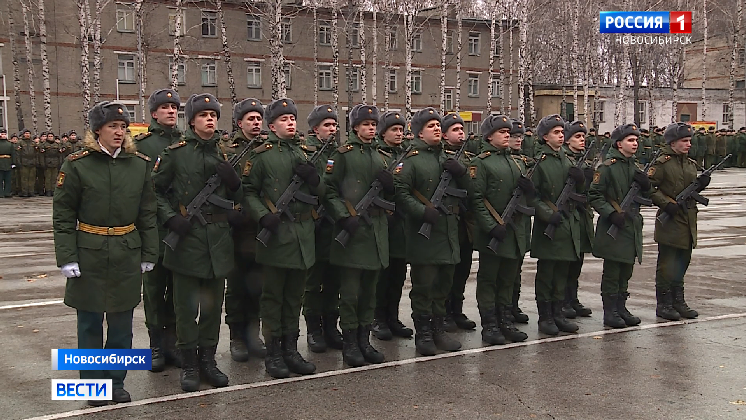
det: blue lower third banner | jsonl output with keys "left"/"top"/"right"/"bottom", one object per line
{"left": 52, "top": 349, "right": 152, "bottom": 371}
{"left": 51, "top": 379, "right": 112, "bottom": 400}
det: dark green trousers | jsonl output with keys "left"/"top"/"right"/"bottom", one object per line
{"left": 0, "top": 170, "right": 11, "bottom": 197}
{"left": 410, "top": 264, "right": 455, "bottom": 317}
{"left": 12, "top": 168, "right": 21, "bottom": 195}
{"left": 376, "top": 257, "right": 407, "bottom": 310}
{"left": 35, "top": 166, "right": 44, "bottom": 194}
{"left": 567, "top": 253, "right": 585, "bottom": 290}
{"left": 302, "top": 260, "right": 340, "bottom": 317}
{"left": 535, "top": 259, "right": 571, "bottom": 302}
{"left": 476, "top": 252, "right": 521, "bottom": 311}
{"left": 338, "top": 267, "right": 379, "bottom": 330}
{"left": 20, "top": 166, "right": 34, "bottom": 196}
{"left": 44, "top": 167, "right": 57, "bottom": 194}
{"left": 142, "top": 256, "right": 176, "bottom": 331}
{"left": 601, "top": 260, "right": 634, "bottom": 295}
{"left": 224, "top": 256, "right": 262, "bottom": 325}
{"left": 655, "top": 243, "right": 692, "bottom": 289}
{"left": 514, "top": 255, "right": 525, "bottom": 293}
{"left": 172, "top": 273, "right": 225, "bottom": 349}
{"left": 77, "top": 309, "right": 133, "bottom": 389}
{"left": 449, "top": 235, "right": 473, "bottom": 304}
{"left": 261, "top": 265, "right": 306, "bottom": 338}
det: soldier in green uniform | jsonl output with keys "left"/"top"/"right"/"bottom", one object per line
{"left": 394, "top": 107, "right": 468, "bottom": 356}
{"left": 39, "top": 131, "right": 62, "bottom": 196}
{"left": 531, "top": 114, "right": 585, "bottom": 336}
{"left": 136, "top": 88, "right": 183, "bottom": 372}
{"left": 704, "top": 126, "right": 716, "bottom": 168}
{"left": 586, "top": 128, "right": 598, "bottom": 161}
{"left": 372, "top": 111, "right": 413, "bottom": 341}
{"left": 694, "top": 127, "right": 706, "bottom": 167}
{"left": 522, "top": 127, "right": 535, "bottom": 158}
{"left": 649, "top": 122, "right": 707, "bottom": 321}
{"left": 602, "top": 132, "right": 613, "bottom": 158}
{"left": 152, "top": 93, "right": 239, "bottom": 392}
{"left": 508, "top": 120, "right": 531, "bottom": 324}
{"left": 561, "top": 121, "right": 594, "bottom": 319}
{"left": 18, "top": 130, "right": 35, "bottom": 197}
{"left": 726, "top": 129, "right": 737, "bottom": 167}
{"left": 302, "top": 105, "right": 343, "bottom": 354}
{"left": 441, "top": 113, "right": 477, "bottom": 332}
{"left": 243, "top": 98, "right": 320, "bottom": 378}
{"left": 223, "top": 98, "right": 267, "bottom": 363}
{"left": 470, "top": 115, "right": 532, "bottom": 346}
{"left": 737, "top": 127, "right": 746, "bottom": 168}
{"left": 589, "top": 124, "right": 651, "bottom": 328}
{"left": 465, "top": 131, "right": 479, "bottom": 155}
{"left": 715, "top": 129, "right": 727, "bottom": 168}
{"left": 0, "top": 129, "right": 14, "bottom": 197}
{"left": 323, "top": 104, "right": 388, "bottom": 367}
{"left": 10, "top": 133, "right": 21, "bottom": 196}
{"left": 53, "top": 101, "right": 158, "bottom": 405}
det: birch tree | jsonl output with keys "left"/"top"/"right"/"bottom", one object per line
{"left": 332, "top": 0, "right": 340, "bottom": 114}
{"left": 268, "top": 0, "right": 287, "bottom": 99}
{"left": 135, "top": 0, "right": 147, "bottom": 122}
{"left": 701, "top": 0, "right": 708, "bottom": 121}
{"left": 728, "top": 0, "right": 743, "bottom": 128}
{"left": 571, "top": 0, "right": 579, "bottom": 122}
{"left": 359, "top": 9, "right": 367, "bottom": 103}
{"left": 371, "top": 6, "right": 377, "bottom": 106}
{"left": 37, "top": 0, "right": 52, "bottom": 131}
{"left": 517, "top": 3, "right": 527, "bottom": 121}
{"left": 487, "top": 6, "right": 496, "bottom": 115}
{"left": 171, "top": 0, "right": 184, "bottom": 91}
{"left": 439, "top": 0, "right": 448, "bottom": 113}
{"left": 455, "top": 5, "right": 462, "bottom": 112}
{"left": 7, "top": 2, "right": 25, "bottom": 129}
{"left": 92, "top": 0, "right": 111, "bottom": 103}
{"left": 216, "top": 0, "right": 237, "bottom": 107}
{"left": 21, "top": 0, "right": 37, "bottom": 132}
{"left": 313, "top": 3, "right": 319, "bottom": 106}
{"left": 77, "top": 0, "right": 92, "bottom": 128}
{"left": 404, "top": 10, "right": 413, "bottom": 119}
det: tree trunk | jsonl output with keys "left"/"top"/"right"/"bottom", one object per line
{"left": 77, "top": 0, "right": 91, "bottom": 128}
{"left": 517, "top": 4, "right": 527, "bottom": 121}
{"left": 701, "top": 0, "right": 708, "bottom": 121}
{"left": 404, "top": 11, "right": 413, "bottom": 120}
{"left": 346, "top": 1, "right": 355, "bottom": 112}
{"left": 269, "top": 0, "right": 286, "bottom": 99}
{"left": 733, "top": 0, "right": 743, "bottom": 128}
{"left": 487, "top": 10, "right": 495, "bottom": 115}
{"left": 583, "top": 50, "right": 589, "bottom": 125}
{"left": 7, "top": 2, "right": 25, "bottom": 130}
{"left": 21, "top": 1, "right": 37, "bottom": 133}
{"left": 455, "top": 6, "right": 462, "bottom": 112}
{"left": 359, "top": 9, "right": 367, "bottom": 103}
{"left": 135, "top": 0, "right": 146, "bottom": 122}
{"left": 313, "top": 4, "right": 319, "bottom": 107}
{"left": 92, "top": 0, "right": 105, "bottom": 103}
{"left": 37, "top": 0, "right": 52, "bottom": 131}
{"left": 383, "top": 14, "right": 390, "bottom": 111}
{"left": 571, "top": 0, "right": 579, "bottom": 122}
{"left": 508, "top": 15, "right": 514, "bottom": 118}
{"left": 332, "top": 0, "right": 340, "bottom": 115}
{"left": 498, "top": 14, "right": 504, "bottom": 114}
{"left": 371, "top": 7, "right": 377, "bottom": 106}
{"left": 171, "top": 0, "right": 183, "bottom": 91}
{"left": 527, "top": 68, "right": 535, "bottom": 125}
{"left": 216, "top": 0, "right": 237, "bottom": 107}
{"left": 439, "top": 0, "right": 447, "bottom": 113}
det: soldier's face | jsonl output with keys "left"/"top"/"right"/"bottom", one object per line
{"left": 239, "top": 111, "right": 263, "bottom": 138}
{"left": 70, "top": 134, "right": 77, "bottom": 142}
{"left": 192, "top": 110, "right": 217, "bottom": 138}
{"left": 313, "top": 118, "right": 338, "bottom": 141}
{"left": 23, "top": 133, "right": 30, "bottom": 140}
{"left": 488, "top": 128, "right": 511, "bottom": 149}
{"left": 354, "top": 120, "right": 377, "bottom": 143}
{"left": 567, "top": 132, "right": 586, "bottom": 152}
{"left": 270, "top": 114, "right": 296, "bottom": 139}
{"left": 443, "top": 123, "right": 465, "bottom": 145}
{"left": 419, "top": 121, "right": 442, "bottom": 145}
{"left": 47, "top": 135, "right": 55, "bottom": 142}
{"left": 509, "top": 133, "right": 523, "bottom": 150}
{"left": 382, "top": 125, "right": 404, "bottom": 146}
{"left": 153, "top": 103, "right": 179, "bottom": 127}
{"left": 544, "top": 127, "right": 565, "bottom": 150}
{"left": 618, "top": 135, "right": 638, "bottom": 157}
{"left": 10, "top": 137, "right": 18, "bottom": 143}
{"left": 96, "top": 120, "right": 127, "bottom": 152}
{"left": 671, "top": 137, "right": 691, "bottom": 155}
{"left": 0, "top": 133, "right": 6, "bottom": 140}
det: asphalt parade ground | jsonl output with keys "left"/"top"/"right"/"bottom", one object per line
{"left": 1, "top": 170, "right": 745, "bottom": 420}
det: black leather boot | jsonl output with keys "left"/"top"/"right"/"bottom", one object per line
{"left": 511, "top": 290, "right": 529, "bottom": 323}
{"left": 358, "top": 325, "right": 385, "bottom": 364}
{"left": 179, "top": 348, "right": 200, "bottom": 392}
{"left": 305, "top": 314, "right": 328, "bottom": 353}
{"left": 561, "top": 288, "right": 577, "bottom": 319}
{"left": 451, "top": 299, "right": 477, "bottom": 330}
{"left": 163, "top": 324, "right": 181, "bottom": 367}
{"left": 149, "top": 328, "right": 165, "bottom": 372}
{"left": 412, "top": 314, "right": 437, "bottom": 356}
{"left": 656, "top": 287, "right": 681, "bottom": 321}
{"left": 479, "top": 308, "right": 506, "bottom": 345}
{"left": 552, "top": 301, "right": 579, "bottom": 333}
{"left": 282, "top": 332, "right": 316, "bottom": 375}
{"left": 569, "top": 285, "right": 592, "bottom": 317}
{"left": 617, "top": 292, "right": 641, "bottom": 326}
{"left": 537, "top": 301, "right": 559, "bottom": 335}
{"left": 372, "top": 308, "right": 393, "bottom": 341}
{"left": 387, "top": 303, "right": 413, "bottom": 338}
{"left": 432, "top": 315, "right": 462, "bottom": 351}
{"left": 602, "top": 294, "right": 626, "bottom": 328}
{"left": 264, "top": 336, "right": 290, "bottom": 379}
{"left": 246, "top": 319, "right": 267, "bottom": 358}
{"left": 198, "top": 345, "right": 229, "bottom": 387}
{"left": 497, "top": 304, "right": 528, "bottom": 342}
{"left": 442, "top": 299, "right": 458, "bottom": 332}
{"left": 671, "top": 286, "right": 698, "bottom": 319}
{"left": 322, "top": 312, "right": 344, "bottom": 350}
{"left": 229, "top": 323, "right": 249, "bottom": 362}
{"left": 342, "top": 328, "right": 366, "bottom": 367}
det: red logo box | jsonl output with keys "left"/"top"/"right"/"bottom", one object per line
{"left": 670, "top": 11, "right": 692, "bottom": 34}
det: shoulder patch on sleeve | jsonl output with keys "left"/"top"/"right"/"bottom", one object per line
{"left": 67, "top": 150, "right": 90, "bottom": 161}
{"left": 56, "top": 172, "right": 66, "bottom": 188}
{"left": 647, "top": 166, "right": 656, "bottom": 177}
{"left": 469, "top": 165, "right": 478, "bottom": 178}
{"left": 406, "top": 149, "right": 419, "bottom": 158}
{"left": 135, "top": 152, "right": 151, "bottom": 162}
{"left": 253, "top": 142, "right": 273, "bottom": 154}
{"left": 337, "top": 144, "right": 354, "bottom": 154}
{"left": 168, "top": 140, "right": 187, "bottom": 150}
{"left": 135, "top": 132, "right": 152, "bottom": 141}
{"left": 394, "top": 162, "right": 404, "bottom": 174}
{"left": 477, "top": 151, "right": 491, "bottom": 159}
{"left": 592, "top": 171, "right": 601, "bottom": 184}
{"left": 153, "top": 156, "right": 162, "bottom": 172}
{"left": 243, "top": 160, "right": 253, "bottom": 176}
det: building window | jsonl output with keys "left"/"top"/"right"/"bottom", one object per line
{"left": 284, "top": 63, "right": 292, "bottom": 89}
{"left": 723, "top": 103, "right": 732, "bottom": 124}
{"left": 201, "top": 12, "right": 217, "bottom": 37}
{"left": 201, "top": 61, "right": 217, "bottom": 86}
{"left": 116, "top": 6, "right": 135, "bottom": 33}
{"left": 468, "top": 73, "right": 479, "bottom": 97}
{"left": 319, "top": 21, "right": 331, "bottom": 46}
{"left": 737, "top": 80, "right": 746, "bottom": 89}
{"left": 247, "top": 62, "right": 262, "bottom": 88}
{"left": 466, "top": 121, "right": 480, "bottom": 135}
{"left": 348, "top": 23, "right": 360, "bottom": 48}
{"left": 118, "top": 54, "right": 136, "bottom": 82}
{"left": 637, "top": 101, "right": 647, "bottom": 123}
{"left": 444, "top": 88, "right": 453, "bottom": 111}
{"left": 281, "top": 18, "right": 292, "bottom": 43}
{"left": 410, "top": 70, "right": 422, "bottom": 94}
{"left": 387, "top": 69, "right": 397, "bottom": 93}
{"left": 168, "top": 9, "right": 186, "bottom": 36}
{"left": 124, "top": 105, "right": 136, "bottom": 121}
{"left": 346, "top": 67, "right": 360, "bottom": 92}
{"left": 596, "top": 101, "right": 605, "bottom": 123}
{"left": 739, "top": 50, "right": 745, "bottom": 66}
{"left": 490, "top": 73, "right": 500, "bottom": 98}
{"left": 385, "top": 26, "right": 397, "bottom": 50}
{"left": 0, "top": 101, "right": 5, "bottom": 130}
{"left": 247, "top": 15, "right": 261, "bottom": 41}
{"left": 680, "top": 113, "right": 690, "bottom": 122}
{"left": 318, "top": 65, "right": 332, "bottom": 90}
{"left": 169, "top": 58, "right": 186, "bottom": 85}
{"left": 412, "top": 33, "right": 422, "bottom": 52}
{"left": 446, "top": 30, "right": 454, "bottom": 54}
{"left": 494, "top": 37, "right": 501, "bottom": 56}
{"left": 468, "top": 32, "right": 480, "bottom": 56}
{"left": 177, "top": 109, "right": 186, "bottom": 130}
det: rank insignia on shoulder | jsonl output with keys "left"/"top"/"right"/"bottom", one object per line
{"left": 168, "top": 140, "right": 187, "bottom": 149}
{"left": 477, "top": 151, "right": 491, "bottom": 159}
{"left": 67, "top": 150, "right": 90, "bottom": 161}
{"left": 338, "top": 144, "right": 354, "bottom": 154}
{"left": 56, "top": 172, "right": 66, "bottom": 188}
{"left": 394, "top": 162, "right": 404, "bottom": 174}
{"left": 253, "top": 143, "right": 272, "bottom": 154}
{"left": 406, "top": 149, "right": 419, "bottom": 158}
{"left": 592, "top": 171, "right": 601, "bottom": 184}
{"left": 135, "top": 152, "right": 151, "bottom": 162}
{"left": 647, "top": 166, "right": 656, "bottom": 177}
{"left": 243, "top": 160, "right": 252, "bottom": 176}
{"left": 153, "top": 156, "right": 161, "bottom": 172}
{"left": 326, "top": 159, "right": 334, "bottom": 173}
{"left": 301, "top": 144, "right": 317, "bottom": 152}
{"left": 135, "top": 132, "right": 152, "bottom": 141}
{"left": 469, "top": 165, "right": 477, "bottom": 178}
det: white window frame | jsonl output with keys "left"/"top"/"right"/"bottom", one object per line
{"left": 318, "top": 64, "right": 333, "bottom": 91}
{"left": 348, "top": 23, "right": 360, "bottom": 48}
{"left": 168, "top": 9, "right": 186, "bottom": 36}
{"left": 284, "top": 63, "right": 292, "bottom": 89}
{"left": 247, "top": 15, "right": 261, "bottom": 41}
{"left": 444, "top": 88, "right": 453, "bottom": 111}
{"left": 723, "top": 103, "right": 731, "bottom": 124}
{"left": 177, "top": 108, "right": 186, "bottom": 131}
{"left": 596, "top": 101, "right": 605, "bottom": 123}
{"left": 201, "top": 11, "right": 218, "bottom": 38}
{"left": 410, "top": 70, "right": 422, "bottom": 94}
{"left": 468, "top": 73, "right": 480, "bottom": 97}
{"left": 412, "top": 32, "right": 422, "bottom": 52}
{"left": 346, "top": 66, "right": 360, "bottom": 92}
{"left": 319, "top": 21, "right": 332, "bottom": 46}
{"left": 117, "top": 54, "right": 136, "bottom": 82}
{"left": 446, "top": 30, "right": 454, "bottom": 54}
{"left": 281, "top": 18, "right": 292, "bottom": 43}
{"left": 490, "top": 73, "right": 500, "bottom": 98}
{"left": 385, "top": 26, "right": 397, "bottom": 50}
{"left": 247, "top": 61, "right": 262, "bottom": 88}
{"left": 201, "top": 61, "right": 217, "bottom": 86}
{"left": 168, "top": 58, "right": 186, "bottom": 86}
{"left": 116, "top": 6, "right": 135, "bottom": 33}
{"left": 468, "top": 32, "right": 480, "bottom": 56}
{"left": 387, "top": 68, "right": 397, "bottom": 93}
{"left": 637, "top": 100, "right": 647, "bottom": 123}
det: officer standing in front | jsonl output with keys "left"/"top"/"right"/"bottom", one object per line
{"left": 0, "top": 129, "right": 14, "bottom": 198}
{"left": 19, "top": 130, "right": 36, "bottom": 197}
{"left": 152, "top": 93, "right": 239, "bottom": 392}
{"left": 53, "top": 101, "right": 158, "bottom": 405}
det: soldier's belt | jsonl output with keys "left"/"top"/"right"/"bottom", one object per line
{"left": 78, "top": 222, "right": 136, "bottom": 236}
{"left": 0, "top": 155, "right": 10, "bottom": 159}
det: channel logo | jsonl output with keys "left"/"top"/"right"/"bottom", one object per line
{"left": 51, "top": 379, "right": 112, "bottom": 401}
{"left": 600, "top": 11, "right": 692, "bottom": 34}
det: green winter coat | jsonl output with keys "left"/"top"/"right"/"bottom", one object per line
{"left": 306, "top": 133, "right": 338, "bottom": 261}
{"left": 19, "top": 139, "right": 36, "bottom": 167}
{"left": 39, "top": 140, "right": 62, "bottom": 168}
{"left": 705, "top": 133, "right": 716, "bottom": 155}
{"left": 324, "top": 132, "right": 389, "bottom": 270}
{"left": 530, "top": 143, "right": 582, "bottom": 261}
{"left": 649, "top": 145, "right": 699, "bottom": 250}
{"left": 564, "top": 145, "right": 594, "bottom": 254}
{"left": 469, "top": 142, "right": 530, "bottom": 259}
{"left": 588, "top": 148, "right": 650, "bottom": 264}
{"left": 378, "top": 139, "right": 408, "bottom": 259}
{"left": 394, "top": 138, "right": 469, "bottom": 265}
{"left": 243, "top": 132, "right": 324, "bottom": 270}
{"left": 152, "top": 128, "right": 240, "bottom": 279}
{"left": 53, "top": 133, "right": 158, "bottom": 313}
{"left": 521, "top": 134, "right": 536, "bottom": 158}
{"left": 445, "top": 142, "right": 476, "bottom": 247}
{"left": 696, "top": 132, "right": 707, "bottom": 157}
{"left": 0, "top": 139, "right": 14, "bottom": 171}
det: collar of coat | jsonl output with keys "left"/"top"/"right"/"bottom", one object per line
{"left": 376, "top": 138, "right": 403, "bottom": 153}
{"left": 539, "top": 142, "right": 565, "bottom": 158}
{"left": 266, "top": 131, "right": 301, "bottom": 146}
{"left": 83, "top": 130, "right": 137, "bottom": 156}
{"left": 480, "top": 140, "right": 510, "bottom": 155}
{"left": 232, "top": 130, "right": 257, "bottom": 146}
{"left": 149, "top": 120, "right": 182, "bottom": 138}
{"left": 411, "top": 137, "right": 442, "bottom": 152}
{"left": 184, "top": 127, "right": 220, "bottom": 146}
{"left": 606, "top": 147, "right": 631, "bottom": 162}
{"left": 347, "top": 131, "right": 376, "bottom": 148}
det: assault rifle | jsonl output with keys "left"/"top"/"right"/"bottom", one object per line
{"left": 544, "top": 141, "right": 595, "bottom": 240}
{"left": 163, "top": 139, "right": 256, "bottom": 251}
{"left": 335, "top": 145, "right": 413, "bottom": 247}
{"left": 418, "top": 141, "right": 469, "bottom": 239}
{"left": 606, "top": 149, "right": 661, "bottom": 239}
{"left": 486, "top": 153, "right": 545, "bottom": 253}
{"left": 256, "top": 137, "right": 334, "bottom": 247}
{"left": 656, "top": 153, "right": 731, "bottom": 225}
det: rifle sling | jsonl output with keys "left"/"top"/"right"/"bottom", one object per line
{"left": 543, "top": 199, "right": 559, "bottom": 213}
{"left": 608, "top": 198, "right": 623, "bottom": 213}
{"left": 483, "top": 198, "right": 505, "bottom": 226}
{"left": 265, "top": 196, "right": 279, "bottom": 214}
{"left": 344, "top": 199, "right": 359, "bottom": 217}
{"left": 413, "top": 189, "right": 434, "bottom": 208}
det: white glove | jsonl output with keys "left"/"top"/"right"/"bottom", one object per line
{"left": 141, "top": 262, "right": 155, "bottom": 273}
{"left": 61, "top": 262, "right": 81, "bottom": 278}
{"left": 11, "top": 164, "right": 16, "bottom": 169}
